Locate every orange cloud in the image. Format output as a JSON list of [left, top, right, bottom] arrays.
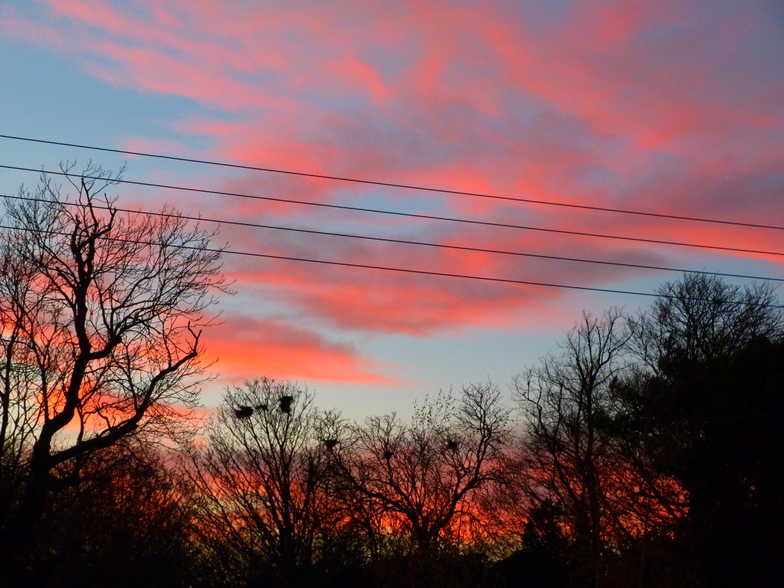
[[203, 316, 400, 385]]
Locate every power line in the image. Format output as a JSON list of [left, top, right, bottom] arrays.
[[1, 220, 782, 309], [2, 133, 782, 232], [3, 191, 782, 284], [4, 164, 784, 258], [222, 252, 784, 308]]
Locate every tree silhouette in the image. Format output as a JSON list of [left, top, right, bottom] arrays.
[[620, 275, 784, 585], [185, 379, 347, 586], [514, 310, 634, 585], [26, 440, 196, 587], [327, 383, 509, 555], [0, 164, 224, 579]]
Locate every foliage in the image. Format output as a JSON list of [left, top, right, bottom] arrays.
[[509, 275, 784, 586], [25, 441, 196, 587], [618, 275, 784, 585]]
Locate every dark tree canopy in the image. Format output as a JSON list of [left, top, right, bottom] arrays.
[[620, 275, 784, 586], [511, 276, 784, 586]]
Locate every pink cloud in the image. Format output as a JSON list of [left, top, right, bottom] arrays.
[[326, 54, 393, 104], [203, 316, 401, 385], [46, 0, 132, 31], [217, 217, 686, 336]]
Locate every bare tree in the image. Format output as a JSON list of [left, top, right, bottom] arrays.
[[628, 273, 783, 371], [0, 164, 224, 573], [514, 310, 633, 585], [327, 383, 509, 554], [185, 379, 345, 586]]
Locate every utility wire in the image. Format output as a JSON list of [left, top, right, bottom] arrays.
[[2, 133, 782, 231], [3, 164, 783, 258], [3, 192, 782, 284], [1, 220, 782, 309]]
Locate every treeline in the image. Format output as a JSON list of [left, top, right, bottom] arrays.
[[1, 171, 783, 586]]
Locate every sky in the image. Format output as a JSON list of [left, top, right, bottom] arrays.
[[1, 0, 783, 421]]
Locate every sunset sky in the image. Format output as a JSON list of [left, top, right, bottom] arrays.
[[1, 0, 782, 420]]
